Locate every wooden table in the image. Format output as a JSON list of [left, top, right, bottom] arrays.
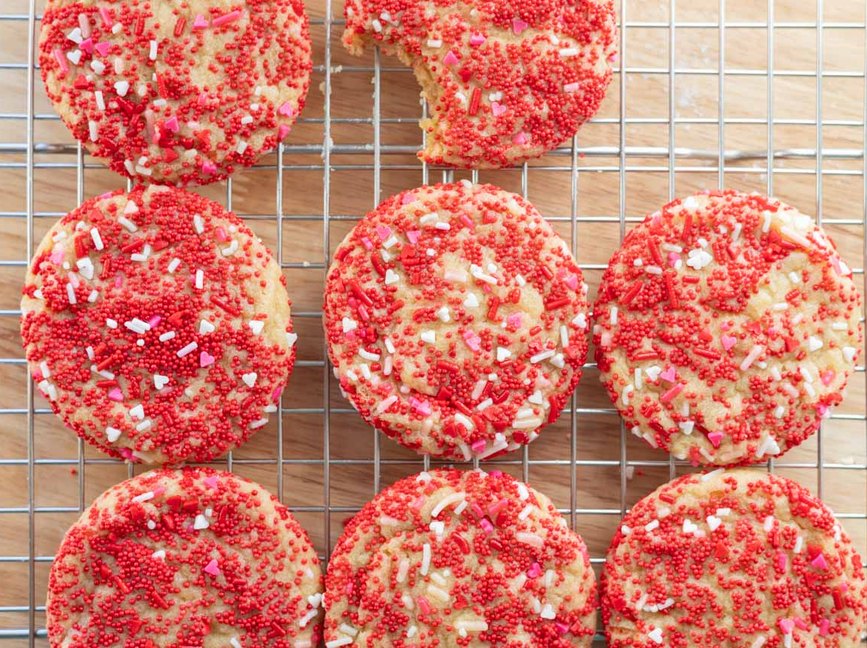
[[0, 0, 864, 644]]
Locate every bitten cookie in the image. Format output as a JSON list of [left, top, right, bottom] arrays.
[[601, 469, 867, 647], [47, 467, 323, 647], [324, 182, 590, 461], [324, 468, 597, 646], [593, 191, 863, 466], [21, 185, 296, 464], [343, 0, 616, 168], [39, 0, 311, 185]]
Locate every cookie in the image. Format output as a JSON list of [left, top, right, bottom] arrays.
[[21, 185, 296, 464], [39, 0, 311, 186], [601, 469, 867, 647], [343, 0, 616, 169], [47, 467, 323, 647], [593, 190, 863, 466], [324, 468, 597, 646], [324, 182, 590, 460]]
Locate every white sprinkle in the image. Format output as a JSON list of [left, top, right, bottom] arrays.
[[436, 306, 451, 323], [426, 38, 442, 47], [843, 346, 858, 363], [740, 345, 764, 371], [706, 515, 722, 532], [559, 47, 579, 57], [193, 213, 204, 234], [463, 292, 479, 308], [384, 268, 400, 285], [326, 639, 353, 648], [114, 80, 130, 97], [94, 90, 105, 111], [832, 321, 848, 331], [153, 374, 169, 390], [755, 434, 781, 459], [421, 543, 431, 575], [518, 504, 535, 520], [176, 341, 198, 358], [118, 216, 137, 232], [221, 240, 239, 256], [152, 549, 166, 561], [194, 514, 209, 530], [194, 269, 204, 290], [648, 627, 664, 644], [645, 519, 660, 532], [763, 515, 774, 532], [540, 603, 556, 619], [530, 349, 555, 364], [148, 40, 157, 60], [375, 395, 397, 414], [610, 306, 618, 325], [807, 336, 823, 352], [794, 536, 803, 553], [774, 405, 786, 419], [166, 258, 181, 274], [496, 347, 511, 362], [396, 558, 410, 583], [455, 413, 474, 430], [248, 320, 265, 336], [241, 372, 257, 388], [249, 418, 269, 429], [105, 426, 121, 443], [516, 532, 544, 549], [750, 637, 766, 648], [645, 265, 663, 275], [420, 330, 436, 344], [342, 317, 357, 333], [158, 331, 176, 342]]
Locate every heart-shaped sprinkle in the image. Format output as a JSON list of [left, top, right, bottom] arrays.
[[706, 515, 722, 532], [105, 426, 121, 442], [94, 41, 110, 57], [199, 320, 215, 335], [153, 374, 169, 390], [721, 334, 737, 351], [512, 18, 529, 34], [491, 102, 507, 117], [241, 372, 257, 387], [779, 618, 795, 634], [443, 50, 459, 66], [707, 431, 724, 448], [204, 559, 220, 576], [200, 351, 215, 367], [193, 14, 209, 29], [660, 366, 677, 383], [66, 50, 82, 65], [107, 387, 123, 402], [249, 320, 265, 335]]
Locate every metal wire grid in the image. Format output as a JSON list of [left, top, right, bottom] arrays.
[[0, 0, 863, 644]]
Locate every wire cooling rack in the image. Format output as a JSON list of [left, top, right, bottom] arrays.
[[0, 0, 865, 645]]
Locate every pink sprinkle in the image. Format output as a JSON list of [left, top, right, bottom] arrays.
[[49, 247, 65, 264], [95, 41, 111, 57], [816, 404, 829, 418], [201, 160, 217, 174], [470, 503, 485, 519], [271, 386, 283, 403], [277, 101, 294, 117], [470, 439, 487, 453], [512, 18, 529, 34], [401, 192, 415, 205], [443, 50, 459, 66], [660, 383, 685, 404], [52, 48, 69, 77], [563, 274, 579, 290], [409, 397, 432, 416], [277, 124, 291, 140], [375, 224, 392, 241], [527, 562, 542, 578], [147, 315, 161, 328], [107, 388, 123, 402], [459, 214, 475, 230], [79, 38, 94, 54], [659, 366, 677, 383], [489, 470, 503, 478], [819, 619, 830, 636], [555, 621, 570, 635], [479, 518, 494, 534], [215, 226, 229, 242], [153, 487, 165, 497], [811, 553, 829, 570], [193, 14, 209, 29], [197, 91, 209, 105], [406, 230, 421, 244], [820, 369, 836, 386], [487, 499, 508, 518], [114, 275, 123, 289], [491, 102, 507, 117], [163, 116, 179, 133], [721, 334, 737, 351], [203, 559, 220, 576], [513, 132, 529, 145], [776, 551, 787, 571], [417, 596, 432, 615], [361, 236, 374, 250], [199, 351, 215, 367], [794, 618, 809, 631], [212, 9, 243, 27], [410, 495, 426, 511], [668, 252, 680, 266], [203, 475, 219, 489], [507, 314, 522, 329], [119, 447, 135, 461], [98, 6, 112, 27], [462, 330, 481, 352], [779, 618, 795, 634], [470, 33, 486, 46], [345, 581, 354, 595]]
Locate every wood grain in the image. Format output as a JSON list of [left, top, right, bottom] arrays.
[[0, 0, 864, 645]]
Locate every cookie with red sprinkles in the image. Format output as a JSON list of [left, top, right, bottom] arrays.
[[47, 467, 323, 647], [324, 182, 590, 461], [324, 468, 597, 646], [39, 0, 311, 185], [343, 0, 617, 169], [593, 190, 863, 466], [21, 184, 297, 464], [602, 469, 867, 647]]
